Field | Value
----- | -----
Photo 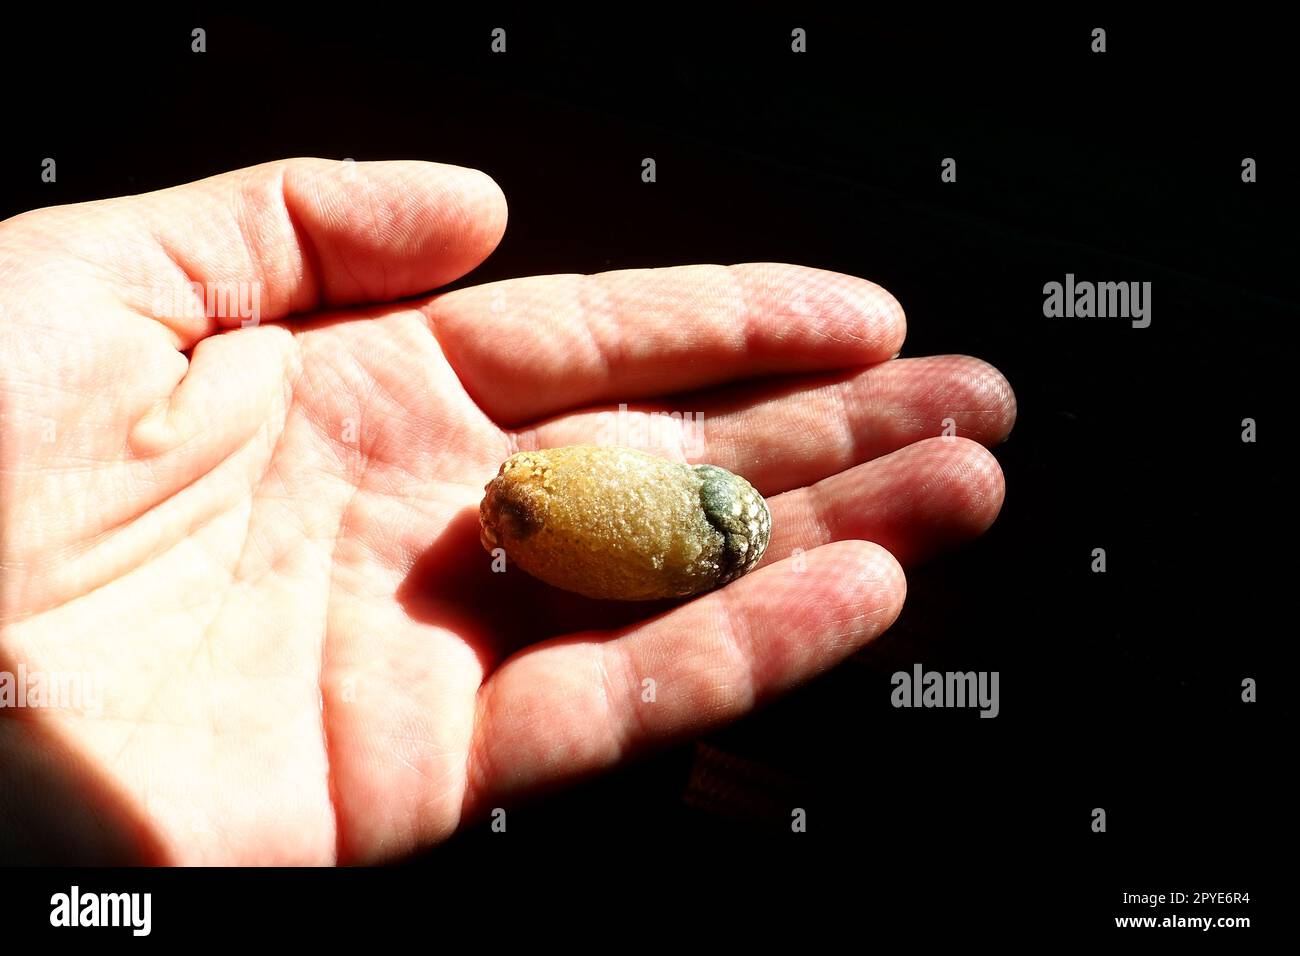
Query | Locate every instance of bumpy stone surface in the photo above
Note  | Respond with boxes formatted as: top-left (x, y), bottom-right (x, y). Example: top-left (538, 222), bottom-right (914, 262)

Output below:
top-left (479, 445), bottom-right (771, 601)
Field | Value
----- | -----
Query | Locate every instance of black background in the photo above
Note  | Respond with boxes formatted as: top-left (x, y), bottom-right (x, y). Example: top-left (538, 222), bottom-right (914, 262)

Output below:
top-left (1, 10), bottom-right (1289, 938)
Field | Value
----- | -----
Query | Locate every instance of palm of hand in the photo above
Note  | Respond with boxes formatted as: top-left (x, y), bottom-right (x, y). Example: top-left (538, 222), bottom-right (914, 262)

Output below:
top-left (0, 160), bottom-right (1014, 863)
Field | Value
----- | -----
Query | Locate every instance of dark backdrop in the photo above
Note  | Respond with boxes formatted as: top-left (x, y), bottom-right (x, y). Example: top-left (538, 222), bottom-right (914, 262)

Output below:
top-left (2, 10), bottom-right (1290, 932)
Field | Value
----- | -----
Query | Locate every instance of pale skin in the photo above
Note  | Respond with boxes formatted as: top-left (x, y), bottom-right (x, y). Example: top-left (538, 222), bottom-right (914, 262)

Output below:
top-left (0, 159), bottom-right (1016, 864)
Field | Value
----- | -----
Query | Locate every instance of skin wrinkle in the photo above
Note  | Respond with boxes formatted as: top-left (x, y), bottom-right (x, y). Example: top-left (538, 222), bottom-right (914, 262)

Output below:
top-left (804, 481), bottom-right (839, 562)
top-left (321, 446), bottom-right (370, 865)
top-left (106, 400), bottom-right (280, 541)
top-left (710, 582), bottom-right (761, 716)
top-left (373, 315), bottom-right (501, 468)
top-left (319, 504), bottom-right (473, 858)
top-left (579, 274), bottom-right (618, 394)
top-left (323, 209), bottom-right (365, 305)
top-left (461, 664), bottom-right (501, 821)
top-left (355, 171), bottom-right (387, 301)
top-left (4, 426), bottom-right (274, 627)
top-left (725, 265), bottom-right (759, 360)
top-left (149, 232), bottom-right (217, 345)
top-left (105, 382), bottom-right (293, 763)
top-left (277, 168), bottom-right (326, 318)
top-left (128, 357), bottom-right (206, 461)
top-left (828, 375), bottom-right (864, 465)
top-left (507, 422), bottom-right (538, 454)
top-left (228, 179), bottom-right (269, 316)
top-left (4, 524), bottom-right (240, 666)
top-left (117, 333), bottom-right (314, 862)
top-left (293, 166), bottom-right (369, 312)
top-left (592, 644), bottom-right (631, 767)
top-left (415, 294), bottom-right (515, 436)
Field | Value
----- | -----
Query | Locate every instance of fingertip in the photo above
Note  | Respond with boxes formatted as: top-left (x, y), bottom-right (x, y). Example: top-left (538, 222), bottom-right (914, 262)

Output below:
top-left (732, 263), bottom-right (907, 364)
top-left (280, 157), bottom-right (508, 302)
top-left (753, 538), bottom-right (907, 639)
top-left (813, 538), bottom-right (908, 629)
top-left (419, 161), bottom-right (509, 257)
top-left (911, 436), bottom-right (1007, 543)
top-left (950, 355), bottom-right (1017, 444)
top-left (870, 284), bottom-right (908, 359)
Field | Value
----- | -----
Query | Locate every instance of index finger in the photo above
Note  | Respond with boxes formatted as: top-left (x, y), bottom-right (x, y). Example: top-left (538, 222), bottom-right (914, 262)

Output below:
top-left (424, 263), bottom-right (906, 425)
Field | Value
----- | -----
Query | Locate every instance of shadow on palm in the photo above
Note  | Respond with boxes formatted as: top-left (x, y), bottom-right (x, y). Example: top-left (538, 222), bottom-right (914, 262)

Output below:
top-left (396, 504), bottom-right (682, 669)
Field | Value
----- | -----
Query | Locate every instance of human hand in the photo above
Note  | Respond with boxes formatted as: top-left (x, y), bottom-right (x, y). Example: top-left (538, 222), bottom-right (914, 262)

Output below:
top-left (0, 159), bottom-right (1015, 863)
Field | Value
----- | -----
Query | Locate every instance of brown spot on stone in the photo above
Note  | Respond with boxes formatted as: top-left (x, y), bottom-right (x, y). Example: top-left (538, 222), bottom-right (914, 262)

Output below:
top-left (494, 487), bottom-right (544, 540)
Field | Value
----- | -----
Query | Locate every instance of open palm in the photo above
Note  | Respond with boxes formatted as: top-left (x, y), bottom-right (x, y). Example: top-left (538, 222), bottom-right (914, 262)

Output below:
top-left (0, 159), bottom-right (1015, 864)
